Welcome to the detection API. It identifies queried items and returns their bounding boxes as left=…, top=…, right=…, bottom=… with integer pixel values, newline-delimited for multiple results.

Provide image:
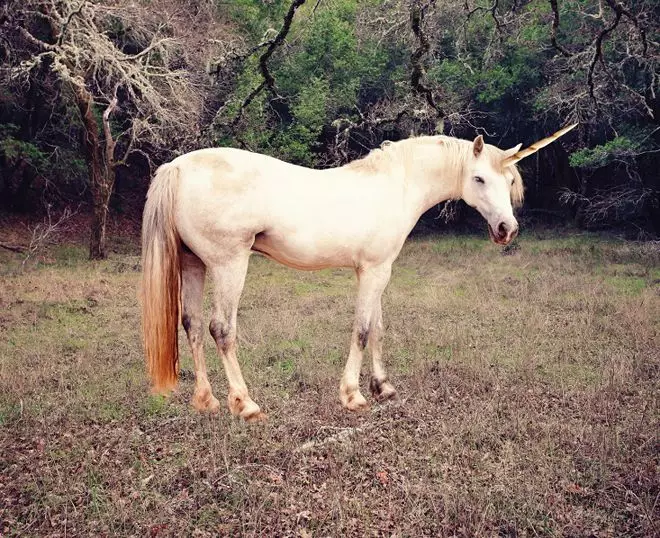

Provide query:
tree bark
left=89, top=176, right=114, bottom=260
left=74, top=86, right=115, bottom=260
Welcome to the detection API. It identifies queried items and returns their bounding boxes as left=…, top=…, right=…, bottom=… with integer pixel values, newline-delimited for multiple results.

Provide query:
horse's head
left=460, top=136, right=523, bottom=246
left=460, top=124, right=577, bottom=246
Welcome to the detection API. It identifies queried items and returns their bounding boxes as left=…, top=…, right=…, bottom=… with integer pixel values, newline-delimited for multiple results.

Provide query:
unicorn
left=141, top=124, right=576, bottom=421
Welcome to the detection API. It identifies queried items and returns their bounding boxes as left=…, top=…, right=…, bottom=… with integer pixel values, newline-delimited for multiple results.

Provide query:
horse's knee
left=369, top=328, right=383, bottom=346
left=182, top=313, right=192, bottom=333
left=357, top=326, right=369, bottom=350
left=209, top=318, right=235, bottom=353
left=182, top=313, right=202, bottom=343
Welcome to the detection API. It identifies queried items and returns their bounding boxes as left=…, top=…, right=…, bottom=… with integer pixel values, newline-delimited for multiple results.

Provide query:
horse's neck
left=333, top=142, right=462, bottom=230
left=404, top=145, right=463, bottom=218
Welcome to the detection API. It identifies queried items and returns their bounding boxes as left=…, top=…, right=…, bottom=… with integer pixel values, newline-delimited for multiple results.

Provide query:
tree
left=1, top=0, right=657, bottom=238
left=3, top=0, right=204, bottom=258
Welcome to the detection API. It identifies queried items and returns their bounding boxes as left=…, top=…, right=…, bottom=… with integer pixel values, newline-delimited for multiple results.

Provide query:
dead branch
left=16, top=26, right=56, bottom=52
left=410, top=0, right=443, bottom=120
left=604, top=0, right=648, bottom=56
left=0, top=242, right=26, bottom=253
left=259, top=0, right=306, bottom=96
left=465, top=0, right=502, bottom=31
left=228, top=0, right=306, bottom=126
left=437, top=200, right=460, bottom=223
left=549, top=0, right=572, bottom=57
left=587, top=5, right=623, bottom=105
left=57, top=1, right=85, bottom=46
left=22, top=206, right=76, bottom=269
left=332, top=107, right=409, bottom=162
left=102, top=87, right=119, bottom=171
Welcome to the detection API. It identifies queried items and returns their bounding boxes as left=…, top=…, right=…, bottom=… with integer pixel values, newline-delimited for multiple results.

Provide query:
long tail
left=141, top=163, right=181, bottom=393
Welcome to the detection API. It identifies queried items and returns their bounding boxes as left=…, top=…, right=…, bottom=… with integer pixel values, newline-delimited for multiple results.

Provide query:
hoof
left=243, top=410, right=268, bottom=423
left=192, top=389, right=221, bottom=413
left=228, top=391, right=264, bottom=422
left=370, top=376, right=398, bottom=402
left=340, top=386, right=370, bottom=412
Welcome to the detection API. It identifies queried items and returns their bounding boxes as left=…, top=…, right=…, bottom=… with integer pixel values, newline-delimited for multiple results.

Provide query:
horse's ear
left=502, top=143, right=522, bottom=159
left=473, top=135, right=484, bottom=157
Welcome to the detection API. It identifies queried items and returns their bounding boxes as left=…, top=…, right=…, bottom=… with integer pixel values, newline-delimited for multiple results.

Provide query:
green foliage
left=569, top=137, right=639, bottom=169
left=219, top=0, right=390, bottom=164
left=0, top=124, right=48, bottom=170
left=274, top=77, right=329, bottom=165
left=225, top=0, right=291, bottom=36
left=2, top=0, right=657, bottom=234
left=475, top=48, right=543, bottom=105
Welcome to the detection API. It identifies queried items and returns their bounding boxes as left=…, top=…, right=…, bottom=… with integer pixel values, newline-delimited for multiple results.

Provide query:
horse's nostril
left=498, top=222, right=508, bottom=236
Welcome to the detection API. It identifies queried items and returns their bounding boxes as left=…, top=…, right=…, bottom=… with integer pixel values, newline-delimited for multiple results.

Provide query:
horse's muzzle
left=488, top=222, right=518, bottom=245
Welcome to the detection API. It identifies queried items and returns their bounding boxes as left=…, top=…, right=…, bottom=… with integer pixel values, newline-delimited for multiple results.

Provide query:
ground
left=0, top=229, right=658, bottom=537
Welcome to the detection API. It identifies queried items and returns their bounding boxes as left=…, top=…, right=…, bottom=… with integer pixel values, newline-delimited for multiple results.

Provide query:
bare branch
left=465, top=0, right=502, bottom=31
left=118, top=38, right=177, bottom=62
left=410, top=0, right=444, bottom=121
left=22, top=206, right=76, bottom=270
left=57, top=1, right=85, bottom=46
left=0, top=242, right=26, bottom=253
left=102, top=85, right=119, bottom=170
left=332, top=107, right=409, bottom=162
left=603, top=0, right=648, bottom=56
left=259, top=0, right=306, bottom=96
left=224, top=0, right=307, bottom=127
left=549, top=0, right=572, bottom=57
left=588, top=5, right=623, bottom=105
left=17, top=26, right=56, bottom=52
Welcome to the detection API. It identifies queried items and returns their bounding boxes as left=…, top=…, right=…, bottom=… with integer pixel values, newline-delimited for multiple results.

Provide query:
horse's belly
left=252, top=229, right=357, bottom=270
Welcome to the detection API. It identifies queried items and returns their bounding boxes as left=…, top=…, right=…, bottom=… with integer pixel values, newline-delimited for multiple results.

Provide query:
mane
left=344, top=134, right=524, bottom=207
left=343, top=140, right=407, bottom=174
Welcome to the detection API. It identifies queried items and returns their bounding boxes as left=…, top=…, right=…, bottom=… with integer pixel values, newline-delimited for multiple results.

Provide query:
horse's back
left=173, top=147, right=293, bottom=185
left=170, top=147, right=407, bottom=268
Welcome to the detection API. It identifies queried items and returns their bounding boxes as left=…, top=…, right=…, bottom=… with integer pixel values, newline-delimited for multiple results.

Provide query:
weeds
left=0, top=233, right=658, bottom=536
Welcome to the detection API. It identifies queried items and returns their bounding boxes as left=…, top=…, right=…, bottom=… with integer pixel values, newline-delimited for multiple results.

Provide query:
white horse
left=141, top=126, right=576, bottom=421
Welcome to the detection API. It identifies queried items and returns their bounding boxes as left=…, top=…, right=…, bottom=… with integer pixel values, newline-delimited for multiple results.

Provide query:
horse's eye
left=511, top=178, right=515, bottom=186
left=474, top=176, right=484, bottom=184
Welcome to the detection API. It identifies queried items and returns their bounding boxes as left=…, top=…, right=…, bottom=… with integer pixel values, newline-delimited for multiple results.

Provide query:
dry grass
left=0, top=232, right=658, bottom=537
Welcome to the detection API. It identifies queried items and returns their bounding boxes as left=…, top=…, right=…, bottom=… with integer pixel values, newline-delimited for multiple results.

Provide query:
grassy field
left=0, top=232, right=658, bottom=537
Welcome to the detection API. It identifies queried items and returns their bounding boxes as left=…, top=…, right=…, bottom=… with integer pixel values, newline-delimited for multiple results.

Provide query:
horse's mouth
left=488, top=224, right=511, bottom=245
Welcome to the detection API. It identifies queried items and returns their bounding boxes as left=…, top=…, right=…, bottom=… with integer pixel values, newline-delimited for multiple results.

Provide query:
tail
left=141, top=163, right=181, bottom=393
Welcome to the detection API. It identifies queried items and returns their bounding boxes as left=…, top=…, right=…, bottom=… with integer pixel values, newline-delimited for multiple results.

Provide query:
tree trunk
left=89, top=174, right=114, bottom=260
left=74, top=86, right=115, bottom=260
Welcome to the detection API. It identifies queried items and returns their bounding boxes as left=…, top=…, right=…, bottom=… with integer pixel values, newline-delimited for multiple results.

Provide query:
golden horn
left=503, top=123, right=578, bottom=166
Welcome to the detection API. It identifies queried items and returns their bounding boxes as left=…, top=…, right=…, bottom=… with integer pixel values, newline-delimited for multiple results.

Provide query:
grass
left=0, top=231, right=658, bottom=536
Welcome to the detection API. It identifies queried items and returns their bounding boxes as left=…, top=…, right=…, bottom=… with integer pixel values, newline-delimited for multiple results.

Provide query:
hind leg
left=209, top=253, right=265, bottom=422
left=368, top=300, right=398, bottom=402
left=181, top=250, right=220, bottom=412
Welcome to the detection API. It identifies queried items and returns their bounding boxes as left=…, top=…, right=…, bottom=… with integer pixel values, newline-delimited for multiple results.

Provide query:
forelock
left=485, top=144, right=525, bottom=207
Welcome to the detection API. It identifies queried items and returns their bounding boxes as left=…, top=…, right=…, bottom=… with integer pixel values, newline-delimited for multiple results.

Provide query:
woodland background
left=1, top=3, right=659, bottom=535
left=0, top=0, right=658, bottom=258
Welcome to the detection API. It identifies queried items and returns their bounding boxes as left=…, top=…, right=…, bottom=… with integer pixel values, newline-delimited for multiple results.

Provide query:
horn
left=503, top=123, right=578, bottom=166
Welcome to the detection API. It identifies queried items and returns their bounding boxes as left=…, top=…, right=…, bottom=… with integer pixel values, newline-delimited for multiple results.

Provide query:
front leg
left=340, top=326, right=371, bottom=411
left=340, top=264, right=392, bottom=411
